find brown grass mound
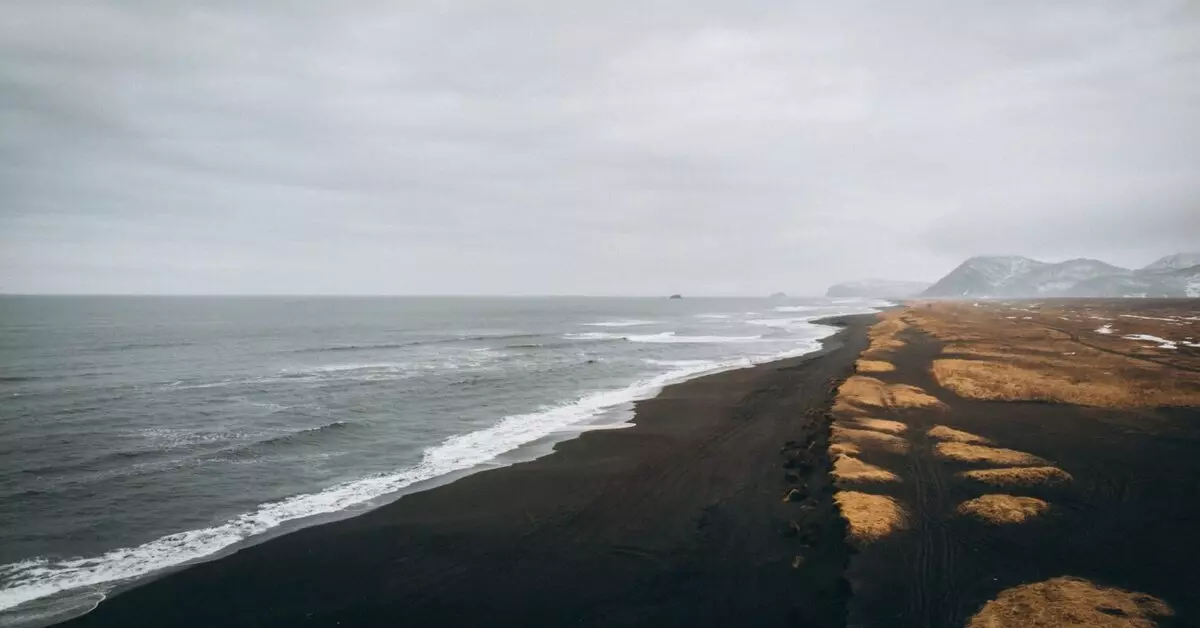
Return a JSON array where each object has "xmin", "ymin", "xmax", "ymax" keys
[
  {"xmin": 863, "ymin": 312, "xmax": 909, "ymax": 359},
  {"xmin": 831, "ymin": 426, "xmax": 909, "ymax": 454},
  {"xmin": 928, "ymin": 425, "xmax": 992, "ymax": 444},
  {"xmin": 967, "ymin": 576, "xmax": 1172, "ymax": 627},
  {"xmin": 935, "ymin": 442, "xmax": 1047, "ymax": 466},
  {"xmin": 961, "ymin": 466, "xmax": 1074, "ymax": 487},
  {"xmin": 833, "ymin": 491, "xmax": 907, "ymax": 546},
  {"xmin": 838, "ymin": 376, "xmax": 889, "ymax": 407},
  {"xmin": 889, "ymin": 384, "xmax": 945, "ymax": 408},
  {"xmin": 956, "ymin": 494, "xmax": 1049, "ymax": 524},
  {"xmin": 856, "ymin": 359, "xmax": 895, "ymax": 373},
  {"xmin": 845, "ymin": 417, "xmax": 907, "ymax": 434},
  {"xmin": 828, "ymin": 442, "xmax": 861, "ymax": 456},
  {"xmin": 837, "ymin": 376, "xmax": 946, "ymax": 411},
  {"xmin": 832, "ymin": 455, "xmax": 900, "ymax": 484}
]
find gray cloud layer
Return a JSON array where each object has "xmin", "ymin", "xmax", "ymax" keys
[{"xmin": 2, "ymin": 1, "xmax": 1198, "ymax": 295}]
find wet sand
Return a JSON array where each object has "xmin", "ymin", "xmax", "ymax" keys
[{"xmin": 60, "ymin": 316, "xmax": 871, "ymax": 628}]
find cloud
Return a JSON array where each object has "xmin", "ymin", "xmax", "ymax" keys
[{"xmin": 2, "ymin": 0, "xmax": 1198, "ymax": 294}]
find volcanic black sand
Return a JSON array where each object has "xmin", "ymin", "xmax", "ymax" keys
[
  {"xmin": 59, "ymin": 316, "xmax": 871, "ymax": 628},
  {"xmin": 840, "ymin": 315, "xmax": 1200, "ymax": 628}
]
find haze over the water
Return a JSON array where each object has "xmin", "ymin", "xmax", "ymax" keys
[{"xmin": 2, "ymin": 1, "xmax": 1198, "ymax": 296}]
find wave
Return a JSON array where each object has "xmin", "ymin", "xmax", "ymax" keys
[
  {"xmin": 772, "ymin": 305, "xmax": 818, "ymax": 313},
  {"xmin": 563, "ymin": 332, "xmax": 762, "ymax": 344},
  {"xmin": 563, "ymin": 332, "xmax": 623, "ymax": 341},
  {"xmin": 290, "ymin": 333, "xmax": 545, "ymax": 354},
  {"xmin": 581, "ymin": 320, "xmax": 655, "ymax": 327},
  {"xmin": 694, "ymin": 313, "xmax": 731, "ymax": 319},
  {"xmin": 627, "ymin": 332, "xmax": 762, "ymax": 344}
]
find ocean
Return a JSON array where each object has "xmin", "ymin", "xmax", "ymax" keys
[{"xmin": 0, "ymin": 296, "xmax": 886, "ymax": 626}]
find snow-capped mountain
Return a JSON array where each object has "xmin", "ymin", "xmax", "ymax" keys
[
  {"xmin": 1142, "ymin": 253, "xmax": 1200, "ymax": 272},
  {"xmin": 825, "ymin": 279, "xmax": 931, "ymax": 298},
  {"xmin": 923, "ymin": 254, "xmax": 1200, "ymax": 298}
]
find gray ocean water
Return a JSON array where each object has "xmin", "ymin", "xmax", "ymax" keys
[{"xmin": 0, "ymin": 295, "xmax": 886, "ymax": 625}]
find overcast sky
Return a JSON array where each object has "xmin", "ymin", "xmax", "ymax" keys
[{"xmin": 2, "ymin": 1, "xmax": 1198, "ymax": 295}]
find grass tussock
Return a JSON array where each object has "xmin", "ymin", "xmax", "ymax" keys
[
  {"xmin": 837, "ymin": 376, "xmax": 946, "ymax": 411},
  {"xmin": 960, "ymin": 466, "xmax": 1074, "ymax": 487},
  {"xmin": 833, "ymin": 491, "xmax": 907, "ymax": 546},
  {"xmin": 889, "ymin": 384, "xmax": 945, "ymax": 408},
  {"xmin": 863, "ymin": 312, "xmax": 908, "ymax": 359},
  {"xmin": 845, "ymin": 417, "xmax": 907, "ymax": 434},
  {"xmin": 828, "ymin": 441, "xmax": 861, "ymax": 457},
  {"xmin": 934, "ymin": 442, "xmax": 1047, "ymax": 466},
  {"xmin": 856, "ymin": 359, "xmax": 895, "ymax": 373},
  {"xmin": 928, "ymin": 425, "xmax": 992, "ymax": 444},
  {"xmin": 956, "ymin": 494, "xmax": 1049, "ymax": 524},
  {"xmin": 967, "ymin": 576, "xmax": 1172, "ymax": 627},
  {"xmin": 832, "ymin": 455, "xmax": 900, "ymax": 484},
  {"xmin": 831, "ymin": 426, "xmax": 910, "ymax": 455}
]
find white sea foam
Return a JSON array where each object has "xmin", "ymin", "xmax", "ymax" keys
[
  {"xmin": 563, "ymin": 332, "xmax": 623, "ymax": 341},
  {"xmin": 626, "ymin": 332, "xmax": 762, "ymax": 344},
  {"xmin": 746, "ymin": 317, "xmax": 810, "ymax": 329},
  {"xmin": 581, "ymin": 320, "xmax": 656, "ymax": 327},
  {"xmin": 772, "ymin": 306, "xmax": 818, "ymax": 313},
  {"xmin": 694, "ymin": 313, "xmax": 731, "ymax": 319}
]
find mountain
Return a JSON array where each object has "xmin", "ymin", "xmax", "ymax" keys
[
  {"xmin": 826, "ymin": 279, "xmax": 931, "ymax": 298},
  {"xmin": 923, "ymin": 254, "xmax": 1200, "ymax": 298},
  {"xmin": 1143, "ymin": 253, "xmax": 1200, "ymax": 272}
]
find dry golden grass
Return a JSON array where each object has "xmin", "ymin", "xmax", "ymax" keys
[
  {"xmin": 828, "ymin": 441, "xmax": 861, "ymax": 457},
  {"xmin": 837, "ymin": 376, "xmax": 946, "ymax": 411},
  {"xmin": 928, "ymin": 425, "xmax": 992, "ymax": 444},
  {"xmin": 934, "ymin": 442, "xmax": 1047, "ymax": 466},
  {"xmin": 863, "ymin": 312, "xmax": 909, "ymax": 359},
  {"xmin": 889, "ymin": 384, "xmax": 945, "ymax": 408},
  {"xmin": 960, "ymin": 466, "xmax": 1074, "ymax": 487},
  {"xmin": 832, "ymin": 455, "xmax": 900, "ymax": 483},
  {"xmin": 838, "ymin": 376, "xmax": 890, "ymax": 407},
  {"xmin": 831, "ymin": 426, "xmax": 910, "ymax": 455},
  {"xmin": 956, "ymin": 494, "xmax": 1049, "ymax": 524},
  {"xmin": 967, "ymin": 576, "xmax": 1172, "ymax": 627},
  {"xmin": 834, "ymin": 491, "xmax": 907, "ymax": 546},
  {"xmin": 845, "ymin": 417, "xmax": 907, "ymax": 434},
  {"xmin": 856, "ymin": 359, "xmax": 895, "ymax": 373}
]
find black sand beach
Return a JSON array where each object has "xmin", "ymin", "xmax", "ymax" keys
[{"xmin": 59, "ymin": 317, "xmax": 872, "ymax": 628}]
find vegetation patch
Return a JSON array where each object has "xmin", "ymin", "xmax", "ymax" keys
[
  {"xmin": 832, "ymin": 455, "xmax": 900, "ymax": 484},
  {"xmin": 927, "ymin": 425, "xmax": 992, "ymax": 444},
  {"xmin": 832, "ymin": 426, "xmax": 909, "ymax": 455},
  {"xmin": 833, "ymin": 491, "xmax": 908, "ymax": 546},
  {"xmin": 967, "ymin": 576, "xmax": 1172, "ymax": 627},
  {"xmin": 845, "ymin": 417, "xmax": 907, "ymax": 434},
  {"xmin": 856, "ymin": 359, "xmax": 895, "ymax": 373},
  {"xmin": 960, "ymin": 466, "xmax": 1073, "ymax": 487},
  {"xmin": 934, "ymin": 442, "xmax": 1047, "ymax": 466},
  {"xmin": 956, "ymin": 494, "xmax": 1049, "ymax": 524}
]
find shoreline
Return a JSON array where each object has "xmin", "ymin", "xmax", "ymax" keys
[{"xmin": 53, "ymin": 314, "xmax": 873, "ymax": 628}]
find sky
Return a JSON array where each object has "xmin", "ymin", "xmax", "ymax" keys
[{"xmin": 1, "ymin": 1, "xmax": 1198, "ymax": 296}]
